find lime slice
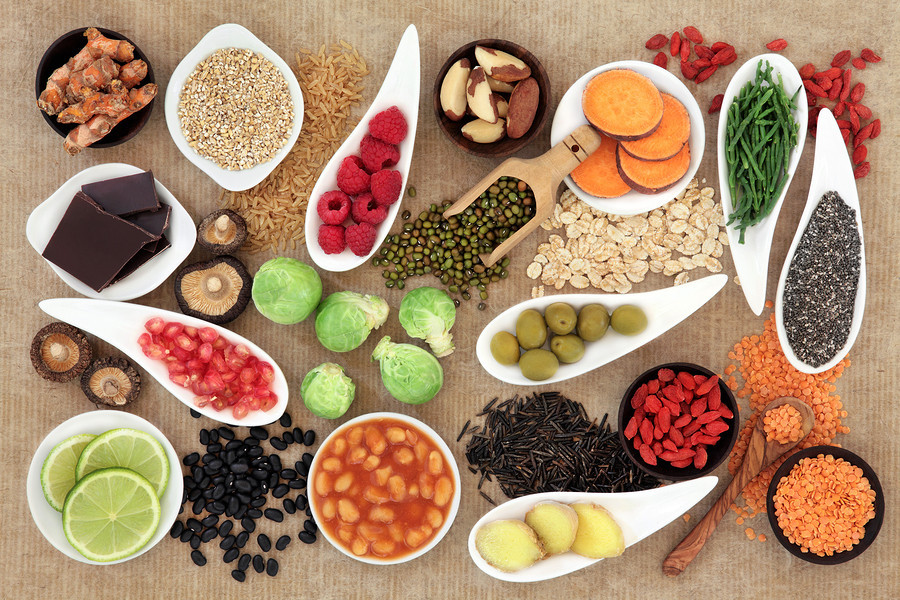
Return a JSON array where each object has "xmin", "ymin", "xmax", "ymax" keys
[
  {"xmin": 40, "ymin": 433, "xmax": 97, "ymax": 511},
  {"xmin": 75, "ymin": 428, "xmax": 169, "ymax": 497},
  {"xmin": 62, "ymin": 467, "xmax": 161, "ymax": 562}
]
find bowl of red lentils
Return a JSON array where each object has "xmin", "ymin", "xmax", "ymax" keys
[{"xmin": 766, "ymin": 445, "xmax": 883, "ymax": 564}]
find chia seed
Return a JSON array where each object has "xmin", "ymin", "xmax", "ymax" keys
[{"xmin": 783, "ymin": 191, "xmax": 861, "ymax": 366}]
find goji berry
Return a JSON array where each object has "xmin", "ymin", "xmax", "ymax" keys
[
  {"xmin": 841, "ymin": 128, "xmax": 851, "ymax": 145},
  {"xmin": 695, "ymin": 65, "xmax": 717, "ymax": 83},
  {"xmin": 661, "ymin": 397, "xmax": 681, "ymax": 416},
  {"xmin": 647, "ymin": 378, "xmax": 660, "ymax": 394},
  {"xmin": 860, "ymin": 48, "xmax": 881, "ymax": 63},
  {"xmin": 853, "ymin": 162, "xmax": 870, "ymax": 179},
  {"xmin": 669, "ymin": 427, "xmax": 684, "ymax": 446},
  {"xmin": 704, "ymin": 420, "xmax": 730, "ymax": 436},
  {"xmin": 693, "ymin": 58, "xmax": 712, "ymax": 69},
  {"xmin": 670, "ymin": 31, "xmax": 681, "ymax": 57},
  {"xmin": 813, "ymin": 74, "xmax": 832, "ymax": 90},
  {"xmin": 676, "ymin": 372, "xmax": 696, "ymax": 390},
  {"xmin": 631, "ymin": 383, "xmax": 648, "ymax": 409},
  {"xmin": 833, "ymin": 101, "xmax": 846, "ymax": 117},
  {"xmin": 639, "ymin": 418, "xmax": 654, "ymax": 445},
  {"xmin": 708, "ymin": 94, "xmax": 724, "ymax": 114},
  {"xmin": 693, "ymin": 374, "xmax": 707, "ymax": 386},
  {"xmin": 658, "ymin": 406, "xmax": 672, "ymax": 432},
  {"xmin": 653, "ymin": 441, "xmax": 664, "ymax": 455},
  {"xmin": 840, "ymin": 69, "xmax": 852, "ymax": 100},
  {"xmin": 817, "ymin": 66, "xmax": 842, "ymax": 80},
  {"xmin": 850, "ymin": 82, "xmax": 865, "ymax": 103},
  {"xmin": 799, "ymin": 62, "xmax": 816, "ymax": 79},
  {"xmin": 683, "ymin": 26, "xmax": 703, "ymax": 44},
  {"xmin": 645, "ymin": 394, "xmax": 663, "ymax": 413},
  {"xmin": 809, "ymin": 106, "xmax": 823, "ymax": 127},
  {"xmin": 689, "ymin": 431, "xmax": 703, "ymax": 446},
  {"xmin": 849, "ymin": 107, "xmax": 860, "ymax": 133},
  {"xmin": 683, "ymin": 388, "xmax": 695, "ymax": 402},
  {"xmin": 707, "ymin": 384, "xmax": 721, "ymax": 410},
  {"xmin": 646, "ymin": 33, "xmax": 669, "ymax": 49},
  {"xmin": 671, "ymin": 458, "xmax": 694, "ymax": 468},
  {"xmin": 854, "ymin": 103, "xmax": 872, "ymax": 120},
  {"xmin": 660, "ymin": 448, "xmax": 696, "ymax": 462},
  {"xmin": 836, "ymin": 118, "xmax": 852, "ymax": 129},
  {"xmin": 806, "ymin": 91, "xmax": 818, "ymax": 107},
  {"xmin": 710, "ymin": 41, "xmax": 728, "ymax": 53},
  {"xmin": 662, "ymin": 385, "xmax": 685, "ymax": 403},
  {"xmin": 658, "ymin": 368, "xmax": 675, "ymax": 382},
  {"xmin": 693, "ymin": 446, "xmax": 708, "ymax": 469},
  {"xmin": 831, "ymin": 49, "xmax": 851, "ymax": 67},
  {"xmin": 633, "ymin": 436, "xmax": 643, "ymax": 450},
  {"xmin": 639, "ymin": 443, "xmax": 658, "ymax": 465},
  {"xmin": 871, "ymin": 118, "xmax": 881, "ymax": 138},
  {"xmin": 694, "ymin": 44, "xmax": 713, "ymax": 59},
  {"xmin": 697, "ymin": 411, "xmax": 722, "ymax": 425},
  {"xmin": 766, "ymin": 38, "xmax": 788, "ymax": 52},
  {"xmin": 680, "ymin": 41, "xmax": 691, "ymax": 61},
  {"xmin": 653, "ymin": 52, "xmax": 668, "ymax": 69},
  {"xmin": 852, "ymin": 144, "xmax": 867, "ymax": 165},
  {"xmin": 690, "ymin": 396, "xmax": 708, "ymax": 417},
  {"xmin": 654, "ymin": 425, "xmax": 665, "ymax": 440},
  {"xmin": 663, "ymin": 439, "xmax": 678, "ymax": 452},
  {"xmin": 674, "ymin": 414, "xmax": 692, "ymax": 429},
  {"xmin": 695, "ymin": 375, "xmax": 719, "ymax": 396},
  {"xmin": 717, "ymin": 404, "xmax": 734, "ymax": 419},
  {"xmin": 851, "ymin": 57, "xmax": 866, "ymax": 70},
  {"xmin": 803, "ymin": 79, "xmax": 827, "ymax": 98},
  {"xmin": 697, "ymin": 434, "xmax": 721, "ymax": 445},
  {"xmin": 624, "ymin": 416, "xmax": 639, "ymax": 439},
  {"xmin": 855, "ymin": 122, "xmax": 874, "ymax": 145},
  {"xmin": 828, "ymin": 77, "xmax": 843, "ymax": 101}
]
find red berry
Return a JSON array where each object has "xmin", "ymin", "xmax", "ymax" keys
[
  {"xmin": 318, "ymin": 224, "xmax": 346, "ymax": 254},
  {"xmin": 335, "ymin": 156, "xmax": 370, "ymax": 195},
  {"xmin": 316, "ymin": 190, "xmax": 351, "ymax": 225},
  {"xmin": 351, "ymin": 192, "xmax": 389, "ymax": 225},
  {"xmin": 368, "ymin": 106, "xmax": 408, "ymax": 145},
  {"xmin": 145, "ymin": 317, "xmax": 165, "ymax": 334},
  {"xmin": 359, "ymin": 134, "xmax": 399, "ymax": 172},
  {"xmin": 370, "ymin": 169, "xmax": 402, "ymax": 206},
  {"xmin": 345, "ymin": 222, "xmax": 377, "ymax": 256}
]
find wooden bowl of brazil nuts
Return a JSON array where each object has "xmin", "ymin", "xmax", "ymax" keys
[{"xmin": 433, "ymin": 39, "xmax": 550, "ymax": 158}]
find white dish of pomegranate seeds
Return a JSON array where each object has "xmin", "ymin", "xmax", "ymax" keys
[
  {"xmin": 39, "ymin": 298, "xmax": 288, "ymax": 427},
  {"xmin": 304, "ymin": 24, "xmax": 419, "ymax": 272}
]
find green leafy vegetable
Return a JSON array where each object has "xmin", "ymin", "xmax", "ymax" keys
[
  {"xmin": 371, "ymin": 336, "xmax": 443, "ymax": 405},
  {"xmin": 398, "ymin": 287, "xmax": 456, "ymax": 357},
  {"xmin": 314, "ymin": 292, "xmax": 389, "ymax": 352},
  {"xmin": 300, "ymin": 363, "xmax": 355, "ymax": 419},
  {"xmin": 251, "ymin": 257, "xmax": 322, "ymax": 324}
]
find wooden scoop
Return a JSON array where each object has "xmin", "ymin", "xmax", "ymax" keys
[
  {"xmin": 443, "ymin": 124, "xmax": 602, "ymax": 267},
  {"xmin": 661, "ymin": 396, "xmax": 814, "ymax": 577}
]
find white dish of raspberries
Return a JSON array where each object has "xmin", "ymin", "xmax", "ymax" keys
[{"xmin": 305, "ymin": 24, "xmax": 420, "ymax": 272}]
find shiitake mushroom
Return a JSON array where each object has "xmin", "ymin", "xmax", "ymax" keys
[
  {"xmin": 30, "ymin": 322, "xmax": 92, "ymax": 382},
  {"xmin": 81, "ymin": 357, "xmax": 141, "ymax": 407},
  {"xmin": 196, "ymin": 209, "xmax": 247, "ymax": 255},
  {"xmin": 174, "ymin": 255, "xmax": 252, "ymax": 324}
]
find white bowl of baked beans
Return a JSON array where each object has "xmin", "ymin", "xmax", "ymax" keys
[{"xmin": 308, "ymin": 412, "xmax": 461, "ymax": 564}]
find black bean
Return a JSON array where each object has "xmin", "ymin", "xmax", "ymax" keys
[
  {"xmin": 250, "ymin": 497, "xmax": 266, "ymax": 508},
  {"xmin": 202, "ymin": 488, "xmax": 215, "ymax": 501},
  {"xmin": 279, "ymin": 468, "xmax": 297, "ymax": 480},
  {"xmin": 266, "ymin": 558, "xmax": 279, "ymax": 577},
  {"xmin": 272, "ymin": 484, "xmax": 289, "ymax": 499},
  {"xmin": 219, "ymin": 427, "xmax": 235, "ymax": 440},
  {"xmin": 200, "ymin": 515, "xmax": 218, "ymax": 528},
  {"xmin": 202, "ymin": 452, "xmax": 216, "ymax": 465},
  {"xmin": 207, "ymin": 500, "xmax": 224, "ymax": 515},
  {"xmin": 270, "ymin": 455, "xmax": 282, "ymax": 472},
  {"xmin": 207, "ymin": 458, "xmax": 224, "ymax": 471},
  {"xmin": 240, "ymin": 517, "xmax": 256, "ymax": 534},
  {"xmin": 199, "ymin": 429, "xmax": 210, "ymax": 445},
  {"xmin": 170, "ymin": 520, "xmax": 184, "ymax": 538},
  {"xmin": 235, "ymin": 530, "xmax": 249, "ymax": 549},
  {"xmin": 212, "ymin": 484, "xmax": 226, "ymax": 501},
  {"xmin": 248, "ymin": 445, "xmax": 264, "ymax": 457},
  {"xmin": 190, "ymin": 408, "xmax": 201, "ymax": 418},
  {"xmin": 225, "ymin": 473, "xmax": 235, "ymax": 487},
  {"xmin": 304, "ymin": 519, "xmax": 318, "ymax": 534},
  {"xmin": 270, "ymin": 437, "xmax": 287, "ymax": 451},
  {"xmin": 258, "ymin": 533, "xmax": 271, "ymax": 552},
  {"xmin": 191, "ymin": 550, "xmax": 207, "ymax": 566},
  {"xmin": 294, "ymin": 460, "xmax": 305, "ymax": 474},
  {"xmin": 259, "ymin": 481, "xmax": 269, "ymax": 495},
  {"xmin": 295, "ymin": 495, "xmax": 308, "ymax": 511},
  {"xmin": 200, "ymin": 527, "xmax": 217, "ymax": 543},
  {"xmin": 264, "ymin": 508, "xmax": 284, "ymax": 523},
  {"xmin": 188, "ymin": 487, "xmax": 202, "ymax": 502},
  {"xmin": 211, "ymin": 475, "xmax": 225, "ymax": 485},
  {"xmin": 243, "ymin": 437, "xmax": 260, "ymax": 447},
  {"xmin": 183, "ymin": 452, "xmax": 200, "ymax": 466},
  {"xmin": 302, "ymin": 453, "xmax": 314, "ymax": 466},
  {"xmin": 293, "ymin": 427, "xmax": 303, "ymax": 442},
  {"xmin": 198, "ymin": 476, "xmax": 211, "ymax": 489},
  {"xmin": 289, "ymin": 479, "xmax": 306, "ymax": 490},
  {"xmin": 298, "ymin": 531, "xmax": 316, "ymax": 544},
  {"xmin": 192, "ymin": 499, "xmax": 205, "ymax": 515},
  {"xmin": 220, "ymin": 534, "xmax": 236, "ymax": 550},
  {"xmin": 267, "ymin": 472, "xmax": 279, "ymax": 488},
  {"xmin": 207, "ymin": 442, "xmax": 222, "ymax": 454},
  {"xmin": 187, "ymin": 518, "xmax": 204, "ymax": 532},
  {"xmin": 230, "ymin": 461, "xmax": 249, "ymax": 475},
  {"xmin": 236, "ymin": 492, "xmax": 252, "ymax": 505},
  {"xmin": 250, "ymin": 468, "xmax": 268, "ymax": 481},
  {"xmin": 192, "ymin": 466, "xmax": 205, "ymax": 482},
  {"xmin": 250, "ymin": 427, "xmax": 268, "ymax": 440},
  {"xmin": 234, "ymin": 478, "xmax": 252, "ymax": 493},
  {"xmin": 253, "ymin": 554, "xmax": 265, "ymax": 573},
  {"xmin": 279, "ymin": 413, "xmax": 292, "ymax": 428},
  {"xmin": 303, "ymin": 430, "xmax": 316, "ymax": 446},
  {"xmin": 225, "ymin": 439, "xmax": 243, "ymax": 451},
  {"xmin": 234, "ymin": 504, "xmax": 247, "ymax": 521},
  {"xmin": 231, "ymin": 569, "xmax": 246, "ymax": 582},
  {"xmin": 190, "ymin": 534, "xmax": 201, "ymax": 549},
  {"xmin": 238, "ymin": 553, "xmax": 251, "ymax": 571},
  {"xmin": 218, "ymin": 520, "xmax": 234, "ymax": 537},
  {"xmin": 283, "ymin": 498, "xmax": 296, "ymax": 514},
  {"xmin": 209, "ymin": 428, "xmax": 219, "ymax": 443},
  {"xmin": 183, "ymin": 475, "xmax": 196, "ymax": 490},
  {"xmin": 275, "ymin": 535, "xmax": 291, "ymax": 551},
  {"xmin": 247, "ymin": 508, "xmax": 263, "ymax": 519},
  {"xmin": 227, "ymin": 496, "xmax": 240, "ymax": 515},
  {"xmin": 179, "ymin": 528, "xmax": 193, "ymax": 543},
  {"xmin": 282, "ymin": 431, "xmax": 294, "ymax": 445}
]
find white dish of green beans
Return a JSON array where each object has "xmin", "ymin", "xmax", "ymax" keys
[{"xmin": 717, "ymin": 54, "xmax": 807, "ymax": 316}]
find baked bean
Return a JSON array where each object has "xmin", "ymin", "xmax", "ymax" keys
[
  {"xmin": 338, "ymin": 498, "xmax": 360, "ymax": 523},
  {"xmin": 427, "ymin": 451, "xmax": 444, "ymax": 476},
  {"xmin": 374, "ymin": 466, "xmax": 392, "ymax": 487},
  {"xmin": 385, "ymin": 427, "xmax": 407, "ymax": 444},
  {"xmin": 434, "ymin": 476, "xmax": 453, "ymax": 507},
  {"xmin": 347, "ymin": 426, "xmax": 364, "ymax": 445},
  {"xmin": 419, "ymin": 473, "xmax": 434, "ymax": 500},
  {"xmin": 334, "ymin": 472, "xmax": 354, "ymax": 493},
  {"xmin": 315, "ymin": 472, "xmax": 332, "ymax": 496},
  {"xmin": 405, "ymin": 528, "xmax": 428, "ymax": 549},
  {"xmin": 358, "ymin": 522, "xmax": 383, "ymax": 541},
  {"xmin": 365, "ymin": 427, "xmax": 387, "ymax": 455},
  {"xmin": 405, "ymin": 428, "xmax": 419, "ymax": 445},
  {"xmin": 414, "ymin": 440, "xmax": 429, "ymax": 463},
  {"xmin": 388, "ymin": 523, "xmax": 404, "ymax": 543},
  {"xmin": 337, "ymin": 526, "xmax": 354, "ymax": 543},
  {"xmin": 322, "ymin": 498, "xmax": 337, "ymax": 520},
  {"xmin": 394, "ymin": 447, "xmax": 415, "ymax": 465},
  {"xmin": 426, "ymin": 507, "xmax": 444, "ymax": 529},
  {"xmin": 364, "ymin": 486, "xmax": 390, "ymax": 505},
  {"xmin": 408, "ymin": 483, "xmax": 419, "ymax": 497},
  {"xmin": 363, "ymin": 454, "xmax": 381, "ymax": 471},
  {"xmin": 322, "ymin": 457, "xmax": 341, "ymax": 473},
  {"xmin": 369, "ymin": 505, "xmax": 395, "ymax": 523},
  {"xmin": 351, "ymin": 537, "xmax": 368, "ymax": 556},
  {"xmin": 372, "ymin": 538, "xmax": 396, "ymax": 557},
  {"xmin": 332, "ymin": 437, "xmax": 348, "ymax": 456},
  {"xmin": 348, "ymin": 446, "xmax": 367, "ymax": 465},
  {"xmin": 388, "ymin": 475, "xmax": 407, "ymax": 501}
]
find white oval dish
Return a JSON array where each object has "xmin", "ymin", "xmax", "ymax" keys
[
  {"xmin": 308, "ymin": 411, "xmax": 460, "ymax": 564},
  {"xmin": 26, "ymin": 163, "xmax": 196, "ymax": 301},
  {"xmin": 717, "ymin": 53, "xmax": 808, "ymax": 315},
  {"xmin": 468, "ymin": 476, "xmax": 717, "ymax": 582},
  {"xmin": 39, "ymin": 298, "xmax": 288, "ymax": 427},
  {"xmin": 550, "ymin": 60, "xmax": 705, "ymax": 216},
  {"xmin": 164, "ymin": 23, "xmax": 305, "ymax": 192},
  {"xmin": 305, "ymin": 24, "xmax": 420, "ymax": 272},
  {"xmin": 775, "ymin": 109, "xmax": 866, "ymax": 374},
  {"xmin": 26, "ymin": 410, "xmax": 183, "ymax": 564},
  {"xmin": 477, "ymin": 274, "xmax": 726, "ymax": 385}
]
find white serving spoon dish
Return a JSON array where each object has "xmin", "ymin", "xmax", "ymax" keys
[
  {"xmin": 26, "ymin": 410, "xmax": 183, "ymax": 564},
  {"xmin": 477, "ymin": 274, "xmax": 726, "ymax": 385},
  {"xmin": 468, "ymin": 476, "xmax": 718, "ymax": 582},
  {"xmin": 26, "ymin": 163, "xmax": 196, "ymax": 301},
  {"xmin": 717, "ymin": 53, "xmax": 808, "ymax": 315},
  {"xmin": 164, "ymin": 23, "xmax": 305, "ymax": 191},
  {"xmin": 305, "ymin": 24, "xmax": 420, "ymax": 272},
  {"xmin": 550, "ymin": 60, "xmax": 705, "ymax": 216},
  {"xmin": 774, "ymin": 109, "xmax": 866, "ymax": 374},
  {"xmin": 39, "ymin": 298, "xmax": 288, "ymax": 427}
]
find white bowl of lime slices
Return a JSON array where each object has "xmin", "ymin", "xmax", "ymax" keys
[{"xmin": 26, "ymin": 411, "xmax": 182, "ymax": 564}]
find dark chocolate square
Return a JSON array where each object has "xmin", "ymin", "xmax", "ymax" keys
[
  {"xmin": 81, "ymin": 170, "xmax": 160, "ymax": 216},
  {"xmin": 129, "ymin": 203, "xmax": 171, "ymax": 252},
  {"xmin": 112, "ymin": 235, "xmax": 171, "ymax": 284}
]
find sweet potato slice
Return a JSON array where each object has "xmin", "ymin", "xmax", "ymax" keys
[
  {"xmin": 571, "ymin": 132, "xmax": 632, "ymax": 198},
  {"xmin": 582, "ymin": 69, "xmax": 663, "ymax": 141},
  {"xmin": 620, "ymin": 93, "xmax": 691, "ymax": 161},
  {"xmin": 616, "ymin": 142, "xmax": 690, "ymax": 194}
]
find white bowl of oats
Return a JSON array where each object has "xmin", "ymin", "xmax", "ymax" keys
[{"xmin": 164, "ymin": 24, "xmax": 304, "ymax": 192}]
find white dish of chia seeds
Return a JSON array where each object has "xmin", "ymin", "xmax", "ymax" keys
[{"xmin": 774, "ymin": 109, "xmax": 866, "ymax": 374}]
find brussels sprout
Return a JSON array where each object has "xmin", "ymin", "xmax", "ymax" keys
[
  {"xmin": 251, "ymin": 257, "xmax": 322, "ymax": 324},
  {"xmin": 300, "ymin": 363, "xmax": 355, "ymax": 419},
  {"xmin": 398, "ymin": 287, "xmax": 456, "ymax": 357},
  {"xmin": 315, "ymin": 292, "xmax": 389, "ymax": 352},
  {"xmin": 371, "ymin": 336, "xmax": 443, "ymax": 405}
]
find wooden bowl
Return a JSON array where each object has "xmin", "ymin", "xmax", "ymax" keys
[
  {"xmin": 618, "ymin": 362, "xmax": 739, "ymax": 481},
  {"xmin": 766, "ymin": 445, "xmax": 884, "ymax": 564},
  {"xmin": 433, "ymin": 39, "xmax": 550, "ymax": 158},
  {"xmin": 35, "ymin": 27, "xmax": 155, "ymax": 148}
]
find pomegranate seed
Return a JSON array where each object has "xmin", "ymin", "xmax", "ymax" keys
[
  {"xmin": 191, "ymin": 381, "xmax": 207, "ymax": 396},
  {"xmin": 163, "ymin": 322, "xmax": 184, "ymax": 339},
  {"xmin": 170, "ymin": 373, "xmax": 190, "ymax": 387},
  {"xmin": 212, "ymin": 337, "xmax": 228, "ymax": 350},
  {"xmin": 175, "ymin": 334, "xmax": 198, "ymax": 352},
  {"xmin": 145, "ymin": 317, "xmax": 165, "ymax": 334},
  {"xmin": 211, "ymin": 351, "xmax": 227, "ymax": 372},
  {"xmin": 199, "ymin": 327, "xmax": 218, "ymax": 343},
  {"xmin": 211, "ymin": 398, "xmax": 226, "ymax": 411},
  {"xmin": 194, "ymin": 395, "xmax": 212, "ymax": 408},
  {"xmin": 257, "ymin": 361, "xmax": 275, "ymax": 384},
  {"xmin": 167, "ymin": 361, "xmax": 186, "ymax": 375},
  {"xmin": 204, "ymin": 370, "xmax": 226, "ymax": 393},
  {"xmin": 232, "ymin": 401, "xmax": 250, "ymax": 420},
  {"xmin": 171, "ymin": 346, "xmax": 192, "ymax": 362},
  {"xmin": 248, "ymin": 396, "xmax": 262, "ymax": 411},
  {"xmin": 240, "ymin": 367, "xmax": 256, "ymax": 384},
  {"xmin": 184, "ymin": 326, "xmax": 199, "ymax": 339},
  {"xmin": 260, "ymin": 395, "xmax": 278, "ymax": 412},
  {"xmin": 221, "ymin": 371, "xmax": 238, "ymax": 383},
  {"xmin": 197, "ymin": 342, "xmax": 213, "ymax": 362},
  {"xmin": 138, "ymin": 333, "xmax": 151, "ymax": 347},
  {"xmin": 142, "ymin": 343, "xmax": 166, "ymax": 360}
]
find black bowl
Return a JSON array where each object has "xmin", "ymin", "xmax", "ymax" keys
[
  {"xmin": 35, "ymin": 27, "xmax": 155, "ymax": 148},
  {"xmin": 766, "ymin": 445, "xmax": 884, "ymax": 564},
  {"xmin": 618, "ymin": 362, "xmax": 739, "ymax": 481}
]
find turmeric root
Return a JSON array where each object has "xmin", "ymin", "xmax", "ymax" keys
[
  {"xmin": 38, "ymin": 61, "xmax": 72, "ymax": 114},
  {"xmin": 84, "ymin": 27, "xmax": 134, "ymax": 63},
  {"xmin": 118, "ymin": 59, "xmax": 147, "ymax": 88},
  {"xmin": 57, "ymin": 81, "xmax": 129, "ymax": 124},
  {"xmin": 65, "ymin": 56, "xmax": 120, "ymax": 103},
  {"xmin": 64, "ymin": 83, "xmax": 157, "ymax": 155}
]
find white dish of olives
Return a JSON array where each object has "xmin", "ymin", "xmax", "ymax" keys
[{"xmin": 476, "ymin": 275, "xmax": 727, "ymax": 385}]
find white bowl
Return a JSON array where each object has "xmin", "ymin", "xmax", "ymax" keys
[
  {"xmin": 26, "ymin": 163, "xmax": 196, "ymax": 301},
  {"xmin": 26, "ymin": 410, "xmax": 183, "ymax": 564},
  {"xmin": 468, "ymin": 477, "xmax": 717, "ymax": 582},
  {"xmin": 550, "ymin": 60, "xmax": 705, "ymax": 216},
  {"xmin": 477, "ymin": 274, "xmax": 727, "ymax": 385},
  {"xmin": 717, "ymin": 53, "xmax": 808, "ymax": 315},
  {"xmin": 39, "ymin": 298, "xmax": 288, "ymax": 427},
  {"xmin": 775, "ymin": 109, "xmax": 866, "ymax": 374},
  {"xmin": 308, "ymin": 411, "xmax": 461, "ymax": 564},
  {"xmin": 305, "ymin": 24, "xmax": 419, "ymax": 272},
  {"xmin": 164, "ymin": 23, "xmax": 305, "ymax": 192}
]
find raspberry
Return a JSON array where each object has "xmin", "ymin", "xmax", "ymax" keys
[
  {"xmin": 317, "ymin": 224, "xmax": 346, "ymax": 254},
  {"xmin": 351, "ymin": 192, "xmax": 389, "ymax": 225},
  {"xmin": 335, "ymin": 156, "xmax": 370, "ymax": 195},
  {"xmin": 345, "ymin": 222, "xmax": 377, "ymax": 256},
  {"xmin": 359, "ymin": 134, "xmax": 400, "ymax": 172},
  {"xmin": 316, "ymin": 190, "xmax": 351, "ymax": 225},
  {"xmin": 370, "ymin": 169, "xmax": 402, "ymax": 206},
  {"xmin": 368, "ymin": 106, "xmax": 408, "ymax": 145}
]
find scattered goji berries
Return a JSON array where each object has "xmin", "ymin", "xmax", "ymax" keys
[
  {"xmin": 643, "ymin": 26, "xmax": 732, "ymax": 86},
  {"xmin": 653, "ymin": 52, "xmax": 668, "ymax": 69},
  {"xmin": 683, "ymin": 26, "xmax": 703, "ymax": 44},
  {"xmin": 831, "ymin": 49, "xmax": 852, "ymax": 67},
  {"xmin": 645, "ymin": 33, "xmax": 669, "ymax": 50},
  {"xmin": 860, "ymin": 48, "xmax": 881, "ymax": 63},
  {"xmin": 766, "ymin": 38, "xmax": 788, "ymax": 52}
]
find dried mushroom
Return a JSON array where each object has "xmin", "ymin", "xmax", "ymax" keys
[
  {"xmin": 81, "ymin": 357, "xmax": 141, "ymax": 407},
  {"xmin": 175, "ymin": 255, "xmax": 252, "ymax": 324},
  {"xmin": 30, "ymin": 322, "xmax": 92, "ymax": 382},
  {"xmin": 197, "ymin": 209, "xmax": 247, "ymax": 255}
]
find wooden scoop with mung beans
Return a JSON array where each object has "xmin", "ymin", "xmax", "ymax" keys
[{"xmin": 662, "ymin": 396, "xmax": 814, "ymax": 576}]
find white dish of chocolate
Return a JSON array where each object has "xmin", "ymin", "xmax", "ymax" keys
[
  {"xmin": 26, "ymin": 163, "xmax": 196, "ymax": 301},
  {"xmin": 775, "ymin": 110, "xmax": 865, "ymax": 374}
]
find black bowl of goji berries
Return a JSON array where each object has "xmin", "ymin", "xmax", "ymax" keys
[{"xmin": 618, "ymin": 362, "xmax": 738, "ymax": 481}]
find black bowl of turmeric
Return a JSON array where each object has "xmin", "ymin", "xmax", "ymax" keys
[
  {"xmin": 766, "ymin": 445, "xmax": 883, "ymax": 564},
  {"xmin": 36, "ymin": 27, "xmax": 156, "ymax": 154}
]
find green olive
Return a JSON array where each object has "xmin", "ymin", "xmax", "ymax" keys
[
  {"xmin": 490, "ymin": 331, "xmax": 520, "ymax": 365},
  {"xmin": 577, "ymin": 304, "xmax": 610, "ymax": 342},
  {"xmin": 550, "ymin": 335, "xmax": 585, "ymax": 364},
  {"xmin": 518, "ymin": 349, "xmax": 559, "ymax": 381},
  {"xmin": 516, "ymin": 309, "xmax": 548, "ymax": 350},
  {"xmin": 544, "ymin": 302, "xmax": 577, "ymax": 335},
  {"xmin": 610, "ymin": 305, "xmax": 648, "ymax": 336}
]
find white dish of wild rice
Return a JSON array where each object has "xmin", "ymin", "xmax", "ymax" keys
[{"xmin": 164, "ymin": 24, "xmax": 304, "ymax": 192}]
